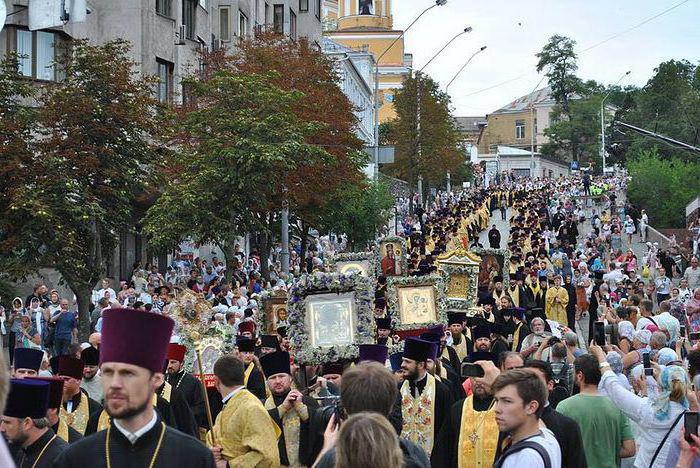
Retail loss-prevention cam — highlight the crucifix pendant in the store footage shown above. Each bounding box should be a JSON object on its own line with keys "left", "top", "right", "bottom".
{"left": 468, "top": 430, "right": 479, "bottom": 446}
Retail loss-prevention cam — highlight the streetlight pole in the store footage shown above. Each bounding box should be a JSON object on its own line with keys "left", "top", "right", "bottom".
{"left": 601, "top": 70, "right": 631, "bottom": 172}
{"left": 372, "top": 0, "right": 448, "bottom": 181}
{"left": 419, "top": 26, "right": 472, "bottom": 73}
{"left": 445, "top": 45, "right": 487, "bottom": 92}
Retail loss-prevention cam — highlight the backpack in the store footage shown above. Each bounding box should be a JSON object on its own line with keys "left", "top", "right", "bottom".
{"left": 493, "top": 439, "right": 552, "bottom": 468}
{"left": 549, "top": 362, "right": 571, "bottom": 408}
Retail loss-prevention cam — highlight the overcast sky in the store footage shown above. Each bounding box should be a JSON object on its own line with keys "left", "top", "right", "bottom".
{"left": 394, "top": 0, "right": 700, "bottom": 116}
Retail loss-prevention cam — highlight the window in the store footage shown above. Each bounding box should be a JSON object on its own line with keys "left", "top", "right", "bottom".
{"left": 316, "top": 0, "right": 321, "bottom": 19}
{"left": 515, "top": 119, "right": 525, "bottom": 139}
{"left": 265, "top": 3, "right": 270, "bottom": 24}
{"left": 183, "top": 0, "right": 196, "bottom": 40}
{"left": 290, "top": 10, "right": 296, "bottom": 39}
{"left": 156, "top": 0, "right": 172, "bottom": 16}
{"left": 238, "top": 10, "right": 248, "bottom": 36}
{"left": 299, "top": 0, "right": 308, "bottom": 12}
{"left": 534, "top": 117, "right": 538, "bottom": 135}
{"left": 273, "top": 5, "right": 284, "bottom": 33}
{"left": 16, "top": 29, "right": 57, "bottom": 81}
{"left": 219, "top": 7, "right": 231, "bottom": 41}
{"left": 157, "top": 59, "right": 173, "bottom": 104}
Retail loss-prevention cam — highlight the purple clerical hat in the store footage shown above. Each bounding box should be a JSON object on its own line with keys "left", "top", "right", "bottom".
{"left": 100, "top": 308, "right": 174, "bottom": 373}
{"left": 358, "top": 344, "right": 388, "bottom": 364}
{"left": 5, "top": 379, "right": 50, "bottom": 419}
{"left": 403, "top": 338, "right": 433, "bottom": 362}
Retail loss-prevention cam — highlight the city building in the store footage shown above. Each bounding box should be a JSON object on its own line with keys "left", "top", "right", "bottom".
{"left": 479, "top": 146, "right": 570, "bottom": 182}
{"left": 324, "top": 0, "right": 411, "bottom": 123}
{"left": 478, "top": 86, "right": 556, "bottom": 154}
{"left": 1, "top": 0, "right": 322, "bottom": 284}
{"left": 321, "top": 37, "right": 375, "bottom": 146}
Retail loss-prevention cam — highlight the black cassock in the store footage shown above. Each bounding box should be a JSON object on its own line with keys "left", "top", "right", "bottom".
{"left": 159, "top": 383, "right": 198, "bottom": 437}
{"left": 166, "top": 371, "right": 206, "bottom": 428}
{"left": 246, "top": 367, "right": 268, "bottom": 401}
{"left": 539, "top": 404, "right": 587, "bottom": 468}
{"left": 402, "top": 376, "right": 453, "bottom": 459}
{"left": 53, "top": 416, "right": 216, "bottom": 468}
{"left": 267, "top": 393, "right": 319, "bottom": 466}
{"left": 52, "top": 421, "right": 83, "bottom": 444}
{"left": 13, "top": 428, "right": 67, "bottom": 468}
{"left": 84, "top": 395, "right": 179, "bottom": 436}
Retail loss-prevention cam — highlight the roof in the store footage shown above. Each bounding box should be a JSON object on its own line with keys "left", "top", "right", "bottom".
{"left": 492, "top": 86, "right": 555, "bottom": 114}
{"left": 454, "top": 116, "right": 487, "bottom": 132}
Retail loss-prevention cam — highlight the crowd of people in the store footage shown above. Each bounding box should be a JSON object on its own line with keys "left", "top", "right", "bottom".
{"left": 2, "top": 171, "right": 700, "bottom": 467}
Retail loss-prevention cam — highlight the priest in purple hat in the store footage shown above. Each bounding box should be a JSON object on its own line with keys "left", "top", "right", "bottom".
{"left": 53, "top": 308, "right": 216, "bottom": 467}
{"left": 399, "top": 337, "right": 454, "bottom": 459}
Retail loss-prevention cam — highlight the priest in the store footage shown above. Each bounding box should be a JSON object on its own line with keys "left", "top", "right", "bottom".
{"left": 236, "top": 337, "right": 267, "bottom": 400}
{"left": 54, "top": 307, "right": 217, "bottom": 467}
{"left": 260, "top": 350, "right": 319, "bottom": 467}
{"left": 165, "top": 343, "right": 206, "bottom": 428}
{"left": 399, "top": 337, "right": 454, "bottom": 458}
{"left": 56, "top": 356, "right": 102, "bottom": 435}
{"left": 432, "top": 355, "right": 502, "bottom": 467}
{"left": 447, "top": 312, "right": 471, "bottom": 362}
{"left": 11, "top": 347, "right": 44, "bottom": 378}
{"left": 79, "top": 346, "right": 103, "bottom": 404}
{"left": 2, "top": 379, "right": 68, "bottom": 467}
{"left": 26, "top": 376, "right": 82, "bottom": 444}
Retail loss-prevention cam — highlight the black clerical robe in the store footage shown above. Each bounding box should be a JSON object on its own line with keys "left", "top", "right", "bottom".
{"left": 540, "top": 404, "right": 587, "bottom": 468}
{"left": 158, "top": 383, "right": 198, "bottom": 437}
{"left": 84, "top": 395, "right": 177, "bottom": 436}
{"left": 246, "top": 367, "right": 267, "bottom": 401}
{"left": 401, "top": 375, "right": 453, "bottom": 458}
{"left": 52, "top": 421, "right": 83, "bottom": 444}
{"left": 267, "top": 392, "right": 319, "bottom": 466}
{"left": 13, "top": 428, "right": 67, "bottom": 468}
{"left": 166, "top": 371, "right": 206, "bottom": 428}
{"left": 53, "top": 416, "right": 216, "bottom": 468}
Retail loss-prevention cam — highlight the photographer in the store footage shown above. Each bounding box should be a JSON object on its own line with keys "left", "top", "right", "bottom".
{"left": 312, "top": 362, "right": 429, "bottom": 468}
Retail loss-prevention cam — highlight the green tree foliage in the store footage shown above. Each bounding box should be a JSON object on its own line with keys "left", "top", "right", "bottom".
{"left": 627, "top": 148, "right": 700, "bottom": 228}
{"left": 143, "top": 70, "right": 330, "bottom": 279}
{"left": 536, "top": 35, "right": 583, "bottom": 117}
{"left": 612, "top": 60, "right": 700, "bottom": 163}
{"left": 317, "top": 181, "right": 395, "bottom": 250}
{"left": 384, "top": 73, "right": 465, "bottom": 197}
{"left": 0, "top": 40, "right": 163, "bottom": 338}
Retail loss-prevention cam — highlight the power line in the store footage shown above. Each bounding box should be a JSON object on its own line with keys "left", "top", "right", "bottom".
{"left": 457, "top": 0, "right": 691, "bottom": 99}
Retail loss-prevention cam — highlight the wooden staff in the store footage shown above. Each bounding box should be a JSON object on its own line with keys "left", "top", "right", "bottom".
{"left": 195, "top": 347, "right": 217, "bottom": 447}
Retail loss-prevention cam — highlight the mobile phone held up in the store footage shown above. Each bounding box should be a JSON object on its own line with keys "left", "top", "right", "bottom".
{"left": 685, "top": 412, "right": 699, "bottom": 443}
{"left": 690, "top": 332, "right": 700, "bottom": 341}
{"left": 594, "top": 321, "right": 606, "bottom": 346}
{"left": 461, "top": 362, "right": 485, "bottom": 379}
{"left": 643, "top": 352, "right": 653, "bottom": 377}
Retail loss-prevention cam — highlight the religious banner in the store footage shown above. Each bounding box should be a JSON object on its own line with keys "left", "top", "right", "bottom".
{"left": 287, "top": 272, "right": 375, "bottom": 364}
{"left": 470, "top": 247, "right": 511, "bottom": 292}
{"left": 386, "top": 275, "right": 447, "bottom": 332}
{"left": 259, "top": 289, "right": 288, "bottom": 334}
{"left": 376, "top": 235, "right": 408, "bottom": 278}
{"left": 435, "top": 249, "right": 481, "bottom": 310}
{"left": 328, "top": 251, "right": 375, "bottom": 278}
{"left": 162, "top": 288, "right": 235, "bottom": 388}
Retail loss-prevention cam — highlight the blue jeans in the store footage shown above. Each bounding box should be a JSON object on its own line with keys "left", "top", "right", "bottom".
{"left": 54, "top": 338, "right": 71, "bottom": 356}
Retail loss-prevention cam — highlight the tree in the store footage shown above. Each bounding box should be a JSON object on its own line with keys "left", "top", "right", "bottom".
{"left": 384, "top": 73, "right": 465, "bottom": 204}
{"left": 627, "top": 148, "right": 700, "bottom": 228}
{"left": 317, "top": 181, "right": 394, "bottom": 250}
{"left": 143, "top": 70, "right": 331, "bottom": 281}
{"left": 0, "top": 40, "right": 163, "bottom": 339}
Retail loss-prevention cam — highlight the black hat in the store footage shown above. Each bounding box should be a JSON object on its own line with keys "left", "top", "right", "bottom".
{"left": 260, "top": 335, "right": 280, "bottom": 350}
{"left": 389, "top": 353, "right": 403, "bottom": 372}
{"left": 448, "top": 312, "right": 467, "bottom": 325}
{"left": 490, "top": 322, "right": 506, "bottom": 336}
{"left": 80, "top": 346, "right": 100, "bottom": 366}
{"left": 5, "top": 379, "right": 50, "bottom": 419}
{"left": 320, "top": 361, "right": 346, "bottom": 376}
{"left": 260, "top": 351, "right": 291, "bottom": 377}
{"left": 236, "top": 338, "right": 256, "bottom": 353}
{"left": 477, "top": 295, "right": 495, "bottom": 307}
{"left": 472, "top": 324, "right": 491, "bottom": 340}
{"left": 276, "top": 326, "right": 288, "bottom": 338}
{"left": 376, "top": 317, "right": 392, "bottom": 330}
{"left": 403, "top": 338, "right": 433, "bottom": 362}
{"left": 493, "top": 275, "right": 503, "bottom": 283}
{"left": 13, "top": 348, "right": 43, "bottom": 372}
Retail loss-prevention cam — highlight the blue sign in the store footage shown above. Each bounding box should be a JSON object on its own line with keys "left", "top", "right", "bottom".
{"left": 570, "top": 161, "right": 580, "bottom": 170}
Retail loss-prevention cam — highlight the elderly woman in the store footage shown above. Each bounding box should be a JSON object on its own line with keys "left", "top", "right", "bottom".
{"left": 618, "top": 320, "right": 635, "bottom": 353}
{"left": 623, "top": 329, "right": 652, "bottom": 371}
{"left": 598, "top": 351, "right": 632, "bottom": 396}
{"left": 593, "top": 344, "right": 692, "bottom": 468}
{"left": 519, "top": 317, "right": 552, "bottom": 358}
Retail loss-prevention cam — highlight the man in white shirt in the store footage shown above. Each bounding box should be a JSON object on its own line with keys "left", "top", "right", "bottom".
{"left": 93, "top": 279, "right": 116, "bottom": 304}
{"left": 684, "top": 257, "right": 700, "bottom": 290}
{"left": 491, "top": 368, "right": 562, "bottom": 468}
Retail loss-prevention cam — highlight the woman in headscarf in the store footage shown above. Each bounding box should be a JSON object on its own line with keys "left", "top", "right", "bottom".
{"left": 622, "top": 329, "right": 652, "bottom": 371}
{"left": 687, "top": 288, "right": 700, "bottom": 331}
{"left": 593, "top": 344, "right": 691, "bottom": 468}
{"left": 655, "top": 311, "right": 681, "bottom": 347}
{"left": 617, "top": 320, "right": 635, "bottom": 353}
{"left": 598, "top": 351, "right": 632, "bottom": 396}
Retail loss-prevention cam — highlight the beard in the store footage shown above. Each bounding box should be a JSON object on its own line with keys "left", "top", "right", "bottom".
{"left": 5, "top": 427, "right": 28, "bottom": 446}
{"left": 106, "top": 394, "right": 151, "bottom": 420}
{"left": 402, "top": 366, "right": 419, "bottom": 382}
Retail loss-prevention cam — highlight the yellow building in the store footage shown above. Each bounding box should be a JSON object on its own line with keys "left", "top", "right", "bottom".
{"left": 324, "top": 0, "right": 411, "bottom": 122}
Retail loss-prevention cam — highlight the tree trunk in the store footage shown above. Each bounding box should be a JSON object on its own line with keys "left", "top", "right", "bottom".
{"left": 299, "top": 221, "right": 309, "bottom": 269}
{"left": 258, "top": 230, "right": 271, "bottom": 282}
{"left": 72, "top": 285, "right": 93, "bottom": 342}
{"left": 220, "top": 240, "right": 237, "bottom": 284}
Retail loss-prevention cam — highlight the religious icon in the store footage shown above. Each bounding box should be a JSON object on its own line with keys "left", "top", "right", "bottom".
{"left": 446, "top": 273, "right": 469, "bottom": 298}
{"left": 397, "top": 286, "right": 437, "bottom": 325}
{"left": 478, "top": 254, "right": 502, "bottom": 290}
{"left": 306, "top": 293, "right": 356, "bottom": 348}
{"left": 380, "top": 242, "right": 403, "bottom": 276}
{"left": 337, "top": 260, "right": 370, "bottom": 277}
{"left": 264, "top": 293, "right": 288, "bottom": 333}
